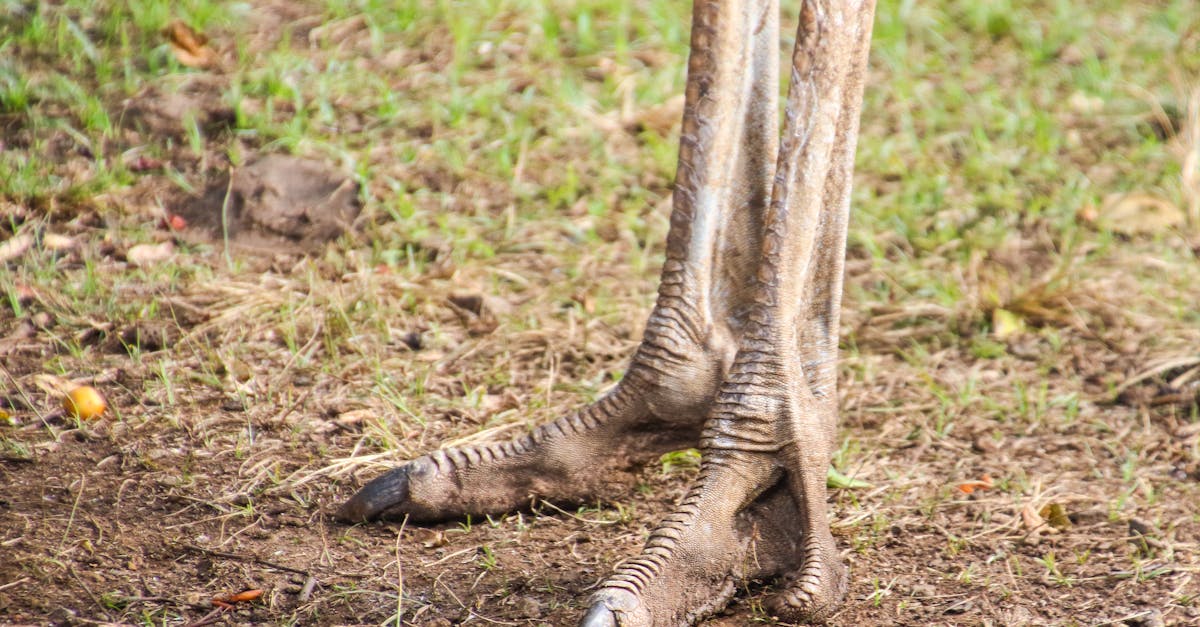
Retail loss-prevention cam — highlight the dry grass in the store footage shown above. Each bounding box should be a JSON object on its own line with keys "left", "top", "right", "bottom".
{"left": 2, "top": 0, "right": 1199, "bottom": 625}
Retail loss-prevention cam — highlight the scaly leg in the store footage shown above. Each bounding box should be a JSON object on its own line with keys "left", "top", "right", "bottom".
{"left": 337, "top": 0, "right": 779, "bottom": 523}
{"left": 582, "top": 1, "right": 876, "bottom": 625}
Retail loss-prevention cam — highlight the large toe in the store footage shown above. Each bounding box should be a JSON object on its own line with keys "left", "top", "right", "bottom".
{"left": 580, "top": 589, "right": 642, "bottom": 626}
{"left": 336, "top": 463, "right": 415, "bottom": 522}
{"left": 766, "top": 538, "right": 848, "bottom": 624}
{"left": 584, "top": 457, "right": 782, "bottom": 626}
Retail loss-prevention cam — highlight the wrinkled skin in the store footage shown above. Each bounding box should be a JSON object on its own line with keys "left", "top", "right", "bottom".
{"left": 339, "top": 1, "right": 877, "bottom": 624}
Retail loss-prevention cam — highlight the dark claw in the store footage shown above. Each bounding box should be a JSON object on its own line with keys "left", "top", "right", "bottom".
{"left": 579, "top": 605, "right": 619, "bottom": 627}
{"left": 336, "top": 464, "right": 412, "bottom": 522}
{"left": 580, "top": 589, "right": 637, "bottom": 627}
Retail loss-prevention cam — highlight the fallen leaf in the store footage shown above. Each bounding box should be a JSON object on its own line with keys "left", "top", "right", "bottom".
{"left": 1038, "top": 502, "right": 1072, "bottom": 530}
{"left": 127, "top": 241, "right": 175, "bottom": 266}
{"left": 482, "top": 294, "right": 514, "bottom": 316}
{"left": 42, "top": 233, "right": 76, "bottom": 251}
{"left": 1098, "top": 192, "right": 1185, "bottom": 236}
{"left": 419, "top": 529, "right": 448, "bottom": 548}
{"left": 164, "top": 20, "right": 218, "bottom": 68}
{"left": 827, "top": 465, "right": 872, "bottom": 489}
{"left": 1075, "top": 202, "right": 1099, "bottom": 224}
{"left": 128, "top": 155, "right": 163, "bottom": 172}
{"left": 212, "top": 588, "right": 263, "bottom": 606}
{"left": 991, "top": 309, "right": 1025, "bottom": 339}
{"left": 448, "top": 293, "right": 484, "bottom": 315}
{"left": 13, "top": 282, "right": 36, "bottom": 303}
{"left": 957, "top": 473, "right": 994, "bottom": 494}
{"left": 571, "top": 291, "right": 595, "bottom": 314}
{"left": 1021, "top": 502, "right": 1047, "bottom": 532}
{"left": 33, "top": 374, "right": 75, "bottom": 397}
{"left": 0, "top": 233, "right": 34, "bottom": 262}
{"left": 624, "top": 93, "right": 685, "bottom": 135}
{"left": 334, "top": 409, "right": 371, "bottom": 427}
{"left": 1067, "top": 90, "right": 1104, "bottom": 115}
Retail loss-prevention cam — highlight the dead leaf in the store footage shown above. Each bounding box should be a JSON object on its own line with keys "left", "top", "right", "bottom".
{"left": 0, "top": 233, "right": 34, "bottom": 263}
{"left": 42, "top": 233, "right": 76, "bottom": 251}
{"left": 33, "top": 374, "right": 75, "bottom": 397}
{"left": 1038, "top": 502, "right": 1072, "bottom": 530}
{"left": 1021, "top": 502, "right": 1050, "bottom": 533}
{"left": 334, "top": 409, "right": 371, "bottom": 427}
{"left": 1076, "top": 202, "right": 1099, "bottom": 224}
{"left": 957, "top": 474, "right": 994, "bottom": 494}
{"left": 449, "top": 293, "right": 513, "bottom": 319}
{"left": 448, "top": 293, "right": 484, "bottom": 315}
{"left": 1067, "top": 90, "right": 1104, "bottom": 115}
{"left": 419, "top": 529, "right": 448, "bottom": 548}
{"left": 991, "top": 309, "right": 1025, "bottom": 339}
{"left": 212, "top": 588, "right": 263, "bottom": 606}
{"left": 163, "top": 20, "right": 218, "bottom": 68}
{"left": 624, "top": 94, "right": 685, "bottom": 135}
{"left": 13, "top": 282, "right": 36, "bottom": 303}
{"left": 482, "top": 294, "right": 514, "bottom": 316}
{"left": 127, "top": 155, "right": 163, "bottom": 172}
{"left": 570, "top": 292, "right": 596, "bottom": 316}
{"left": 127, "top": 241, "right": 175, "bottom": 266}
{"left": 1098, "top": 192, "right": 1185, "bottom": 236}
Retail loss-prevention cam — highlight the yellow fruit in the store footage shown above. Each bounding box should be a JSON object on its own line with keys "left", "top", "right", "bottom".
{"left": 63, "top": 386, "right": 107, "bottom": 420}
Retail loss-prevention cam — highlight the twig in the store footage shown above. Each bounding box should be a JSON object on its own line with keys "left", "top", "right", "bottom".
{"left": 69, "top": 568, "right": 109, "bottom": 621}
{"left": 179, "top": 542, "right": 310, "bottom": 576}
{"left": 0, "top": 577, "right": 29, "bottom": 592}
{"left": 299, "top": 575, "right": 318, "bottom": 602}
{"left": 272, "top": 386, "right": 314, "bottom": 426}
{"left": 57, "top": 474, "right": 86, "bottom": 554}
{"left": 183, "top": 606, "right": 226, "bottom": 627}
{"left": 536, "top": 499, "right": 621, "bottom": 525}
{"left": 395, "top": 516, "right": 408, "bottom": 625}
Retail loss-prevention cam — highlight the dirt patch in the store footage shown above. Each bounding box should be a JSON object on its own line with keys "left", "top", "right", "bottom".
{"left": 2, "top": 1, "right": 1199, "bottom": 626}
{"left": 170, "top": 155, "right": 362, "bottom": 254}
{"left": 121, "top": 83, "right": 236, "bottom": 141}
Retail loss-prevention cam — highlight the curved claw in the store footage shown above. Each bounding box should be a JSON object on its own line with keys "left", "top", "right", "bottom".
{"left": 581, "top": 589, "right": 640, "bottom": 627}
{"left": 336, "top": 464, "right": 412, "bottom": 522}
{"left": 579, "top": 605, "right": 619, "bottom": 627}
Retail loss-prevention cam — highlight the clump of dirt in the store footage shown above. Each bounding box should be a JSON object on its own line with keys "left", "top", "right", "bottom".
{"left": 170, "top": 155, "right": 362, "bottom": 254}
{"left": 121, "top": 82, "right": 236, "bottom": 140}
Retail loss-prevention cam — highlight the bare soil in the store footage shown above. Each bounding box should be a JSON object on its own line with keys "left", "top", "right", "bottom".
{"left": 2, "top": 2, "right": 1199, "bottom": 626}
{"left": 2, "top": 220, "right": 1197, "bottom": 626}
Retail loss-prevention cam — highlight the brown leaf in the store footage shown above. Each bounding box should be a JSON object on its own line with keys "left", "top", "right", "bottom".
{"left": 1038, "top": 502, "right": 1072, "bottom": 530}
{"left": 127, "top": 241, "right": 175, "bottom": 266}
{"left": 991, "top": 309, "right": 1025, "bottom": 339}
{"left": 1098, "top": 192, "right": 1185, "bottom": 236}
{"left": 957, "top": 474, "right": 993, "bottom": 495}
{"left": 1021, "top": 502, "right": 1050, "bottom": 533}
{"left": 164, "top": 20, "right": 218, "bottom": 68}
{"left": 0, "top": 233, "right": 34, "bottom": 263}
{"left": 624, "top": 94, "right": 685, "bottom": 135}
{"left": 448, "top": 293, "right": 484, "bottom": 315}
{"left": 42, "top": 233, "right": 77, "bottom": 251}
{"left": 212, "top": 588, "right": 263, "bottom": 606}
{"left": 419, "top": 529, "right": 448, "bottom": 548}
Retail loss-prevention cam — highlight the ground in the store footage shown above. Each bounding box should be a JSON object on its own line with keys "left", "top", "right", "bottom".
{"left": 1, "top": 0, "right": 1199, "bottom": 625}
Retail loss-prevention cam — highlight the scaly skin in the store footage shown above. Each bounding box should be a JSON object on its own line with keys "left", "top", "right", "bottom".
{"left": 338, "top": 0, "right": 777, "bottom": 527}
{"left": 340, "top": 0, "right": 877, "bottom": 624}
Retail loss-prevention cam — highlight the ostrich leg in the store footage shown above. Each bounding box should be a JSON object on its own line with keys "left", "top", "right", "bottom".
{"left": 337, "top": 0, "right": 778, "bottom": 523}
{"left": 582, "top": 1, "right": 876, "bottom": 625}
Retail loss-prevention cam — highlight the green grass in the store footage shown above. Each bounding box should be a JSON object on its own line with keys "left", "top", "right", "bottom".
{"left": 1, "top": 0, "right": 1198, "bottom": 624}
